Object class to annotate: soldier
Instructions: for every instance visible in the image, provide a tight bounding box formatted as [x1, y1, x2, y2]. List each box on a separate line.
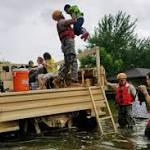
[52, 10, 79, 86]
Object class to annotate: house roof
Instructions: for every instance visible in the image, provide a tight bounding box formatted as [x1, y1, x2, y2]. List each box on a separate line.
[125, 68, 150, 78]
[108, 68, 150, 81]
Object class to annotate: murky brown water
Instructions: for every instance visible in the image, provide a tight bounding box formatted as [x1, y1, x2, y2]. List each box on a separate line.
[0, 100, 150, 150]
[0, 119, 150, 150]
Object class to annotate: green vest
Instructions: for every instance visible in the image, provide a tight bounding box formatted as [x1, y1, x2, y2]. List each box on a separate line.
[68, 5, 84, 19]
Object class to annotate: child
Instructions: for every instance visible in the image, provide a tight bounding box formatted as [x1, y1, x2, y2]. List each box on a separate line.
[38, 52, 57, 89]
[64, 4, 89, 41]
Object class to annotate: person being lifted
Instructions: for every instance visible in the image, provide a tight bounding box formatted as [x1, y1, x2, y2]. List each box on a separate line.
[64, 4, 89, 41]
[52, 10, 79, 87]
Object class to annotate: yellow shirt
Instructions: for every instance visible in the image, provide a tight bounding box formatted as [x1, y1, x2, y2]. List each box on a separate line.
[46, 59, 57, 73]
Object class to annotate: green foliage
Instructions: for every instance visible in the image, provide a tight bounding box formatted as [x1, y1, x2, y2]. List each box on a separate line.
[79, 56, 96, 68]
[79, 11, 150, 77]
[89, 11, 137, 59]
[114, 59, 124, 72]
[124, 38, 150, 69]
[100, 48, 113, 74]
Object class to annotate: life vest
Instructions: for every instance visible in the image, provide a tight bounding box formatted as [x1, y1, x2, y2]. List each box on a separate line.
[115, 82, 133, 105]
[57, 25, 74, 41]
[69, 5, 84, 19]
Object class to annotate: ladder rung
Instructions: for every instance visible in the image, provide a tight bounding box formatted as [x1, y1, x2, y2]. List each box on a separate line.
[99, 116, 112, 120]
[102, 131, 116, 135]
[100, 100, 106, 102]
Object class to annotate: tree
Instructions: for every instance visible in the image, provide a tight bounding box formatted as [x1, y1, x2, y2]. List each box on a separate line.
[125, 38, 150, 69]
[80, 11, 150, 76]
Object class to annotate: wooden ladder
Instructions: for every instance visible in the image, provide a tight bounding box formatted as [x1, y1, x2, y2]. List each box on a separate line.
[88, 86, 117, 135]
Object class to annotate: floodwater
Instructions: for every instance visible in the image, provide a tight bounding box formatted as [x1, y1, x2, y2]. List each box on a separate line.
[0, 102, 150, 150]
[1, 119, 150, 150]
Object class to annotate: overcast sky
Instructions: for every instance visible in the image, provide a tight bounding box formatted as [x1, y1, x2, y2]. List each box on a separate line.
[0, 0, 150, 64]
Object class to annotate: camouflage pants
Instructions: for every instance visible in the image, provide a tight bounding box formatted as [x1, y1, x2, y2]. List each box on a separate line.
[118, 105, 135, 128]
[58, 53, 78, 82]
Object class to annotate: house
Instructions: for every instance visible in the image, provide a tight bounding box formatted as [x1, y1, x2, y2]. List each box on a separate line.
[108, 68, 150, 86]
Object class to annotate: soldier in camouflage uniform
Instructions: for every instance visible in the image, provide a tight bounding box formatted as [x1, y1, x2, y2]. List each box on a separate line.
[52, 10, 78, 85]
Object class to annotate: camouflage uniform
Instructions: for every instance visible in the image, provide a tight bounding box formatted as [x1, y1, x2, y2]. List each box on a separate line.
[118, 105, 135, 128]
[59, 52, 78, 82]
[57, 19, 78, 82]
